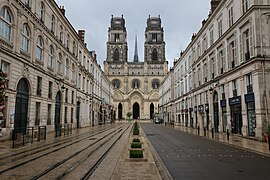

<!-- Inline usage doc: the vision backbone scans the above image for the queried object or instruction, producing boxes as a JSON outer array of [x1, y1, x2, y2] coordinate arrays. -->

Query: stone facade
[[104, 15, 168, 120], [159, 0, 270, 140], [0, 0, 113, 138]]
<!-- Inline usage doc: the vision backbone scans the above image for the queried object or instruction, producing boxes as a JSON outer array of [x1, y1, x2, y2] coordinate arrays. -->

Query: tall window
[[47, 104, 52, 125], [218, 19, 223, 37], [51, 15, 55, 33], [57, 53, 62, 74], [246, 74, 253, 93], [35, 102, 41, 126], [37, 76, 42, 96], [35, 36, 43, 61], [113, 49, 119, 61], [228, 39, 237, 69], [65, 59, 69, 78], [152, 49, 158, 61], [210, 29, 214, 46], [72, 41, 76, 55], [152, 33, 157, 42], [210, 57, 215, 79], [114, 33, 120, 42], [71, 108, 74, 123], [228, 6, 234, 27], [203, 62, 208, 82], [242, 0, 249, 14], [40, 2, 45, 22], [71, 63, 75, 82], [48, 81, 52, 99], [59, 25, 63, 42], [48, 45, 53, 68], [218, 49, 225, 74], [66, 34, 70, 50], [241, 27, 253, 62], [232, 80, 237, 97], [21, 24, 30, 52], [0, 7, 12, 42], [65, 88, 68, 103]]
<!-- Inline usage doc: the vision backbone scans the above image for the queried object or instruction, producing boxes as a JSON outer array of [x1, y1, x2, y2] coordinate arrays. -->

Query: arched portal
[[118, 103, 123, 120], [55, 91, 62, 136], [213, 91, 219, 132], [133, 102, 140, 119], [150, 103, 154, 119], [14, 78, 29, 133]]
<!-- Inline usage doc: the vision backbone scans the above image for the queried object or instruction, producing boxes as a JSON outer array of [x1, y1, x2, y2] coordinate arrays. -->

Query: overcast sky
[[58, 0, 210, 68]]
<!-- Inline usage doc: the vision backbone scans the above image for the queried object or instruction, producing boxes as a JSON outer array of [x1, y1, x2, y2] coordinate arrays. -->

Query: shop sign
[[220, 99, 226, 107], [229, 96, 241, 105], [245, 93, 254, 103]]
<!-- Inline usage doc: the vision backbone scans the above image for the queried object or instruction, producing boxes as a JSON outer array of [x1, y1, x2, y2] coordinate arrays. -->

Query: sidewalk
[[0, 124, 113, 155], [171, 125, 270, 156]]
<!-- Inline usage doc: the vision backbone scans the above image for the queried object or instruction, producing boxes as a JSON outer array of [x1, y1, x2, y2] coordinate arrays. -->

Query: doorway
[[150, 103, 154, 119], [133, 102, 140, 119], [14, 78, 29, 133], [55, 91, 62, 136], [118, 103, 123, 120], [213, 92, 219, 132]]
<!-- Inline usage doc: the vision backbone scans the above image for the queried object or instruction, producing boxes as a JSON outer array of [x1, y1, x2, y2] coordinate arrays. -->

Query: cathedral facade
[[104, 15, 168, 120]]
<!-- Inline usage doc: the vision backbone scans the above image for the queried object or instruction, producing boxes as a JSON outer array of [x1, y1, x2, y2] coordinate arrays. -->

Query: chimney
[[59, 6, 66, 16], [78, 30, 85, 42], [210, 0, 221, 14]]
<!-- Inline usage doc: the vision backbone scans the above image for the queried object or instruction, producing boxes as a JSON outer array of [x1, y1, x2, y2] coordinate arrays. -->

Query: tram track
[[0, 125, 125, 178], [0, 125, 116, 162], [33, 124, 130, 180]]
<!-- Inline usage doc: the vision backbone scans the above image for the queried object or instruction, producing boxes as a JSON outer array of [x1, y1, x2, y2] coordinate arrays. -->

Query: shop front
[[229, 96, 242, 134], [245, 93, 256, 137]]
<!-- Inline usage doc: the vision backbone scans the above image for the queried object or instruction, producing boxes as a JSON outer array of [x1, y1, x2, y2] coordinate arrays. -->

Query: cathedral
[[104, 15, 168, 120]]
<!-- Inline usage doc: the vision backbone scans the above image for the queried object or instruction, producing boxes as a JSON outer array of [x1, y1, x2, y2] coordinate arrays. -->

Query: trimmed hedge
[[131, 142, 142, 149], [130, 150, 143, 158], [132, 138, 140, 143], [133, 122, 140, 135]]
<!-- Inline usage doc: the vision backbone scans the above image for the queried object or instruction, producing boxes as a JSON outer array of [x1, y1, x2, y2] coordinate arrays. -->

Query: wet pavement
[[172, 125, 270, 156]]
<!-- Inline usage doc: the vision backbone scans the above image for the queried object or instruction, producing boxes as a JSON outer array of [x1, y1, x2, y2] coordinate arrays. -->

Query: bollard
[[226, 129, 229, 141], [204, 127, 206, 137], [211, 128, 214, 138], [198, 126, 200, 135]]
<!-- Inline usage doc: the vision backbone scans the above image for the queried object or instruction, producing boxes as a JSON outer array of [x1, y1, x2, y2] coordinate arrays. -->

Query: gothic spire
[[133, 32, 139, 62]]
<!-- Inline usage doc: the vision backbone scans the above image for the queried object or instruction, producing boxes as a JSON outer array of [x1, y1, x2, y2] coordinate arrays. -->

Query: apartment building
[[160, 0, 270, 140], [0, 0, 113, 138]]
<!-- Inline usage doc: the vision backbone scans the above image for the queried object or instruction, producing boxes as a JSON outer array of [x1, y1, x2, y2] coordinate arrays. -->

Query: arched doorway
[[150, 103, 154, 119], [14, 78, 29, 133], [55, 91, 62, 136], [118, 103, 123, 120], [213, 92, 219, 132], [76, 101, 81, 128], [133, 102, 140, 119]]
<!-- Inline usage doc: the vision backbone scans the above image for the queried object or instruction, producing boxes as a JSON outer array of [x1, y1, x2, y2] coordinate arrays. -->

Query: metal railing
[[12, 126, 47, 148]]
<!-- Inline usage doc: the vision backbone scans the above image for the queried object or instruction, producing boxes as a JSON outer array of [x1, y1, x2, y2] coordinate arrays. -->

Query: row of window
[[112, 78, 160, 90], [173, 74, 253, 111], [35, 103, 74, 126]]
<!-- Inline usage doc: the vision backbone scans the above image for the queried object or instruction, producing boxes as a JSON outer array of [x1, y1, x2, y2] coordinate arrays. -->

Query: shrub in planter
[[131, 142, 142, 148], [133, 128, 139, 135], [130, 150, 143, 158], [132, 138, 140, 143]]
